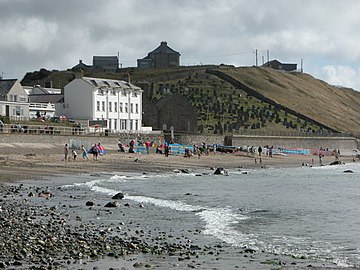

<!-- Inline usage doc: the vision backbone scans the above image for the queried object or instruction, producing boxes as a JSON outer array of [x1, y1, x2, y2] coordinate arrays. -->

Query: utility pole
[[301, 59, 304, 73], [255, 49, 258, 66]]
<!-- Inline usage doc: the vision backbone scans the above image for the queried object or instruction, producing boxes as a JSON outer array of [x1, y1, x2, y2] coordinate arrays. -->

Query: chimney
[[75, 69, 84, 79]]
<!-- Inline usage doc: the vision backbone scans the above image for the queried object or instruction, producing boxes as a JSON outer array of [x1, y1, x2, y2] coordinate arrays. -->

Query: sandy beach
[[0, 143, 354, 183], [0, 144, 358, 270]]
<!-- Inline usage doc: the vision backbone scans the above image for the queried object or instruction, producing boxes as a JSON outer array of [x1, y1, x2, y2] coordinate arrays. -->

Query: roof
[[143, 41, 180, 59], [0, 79, 17, 96], [262, 59, 282, 67], [81, 77, 142, 91], [28, 94, 64, 103], [93, 56, 118, 63]]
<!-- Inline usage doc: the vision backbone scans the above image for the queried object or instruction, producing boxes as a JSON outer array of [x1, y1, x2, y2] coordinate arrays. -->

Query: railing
[[230, 129, 353, 138], [29, 103, 55, 109], [0, 124, 162, 137]]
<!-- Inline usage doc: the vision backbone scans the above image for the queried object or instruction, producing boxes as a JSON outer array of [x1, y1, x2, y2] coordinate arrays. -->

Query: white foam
[[125, 195, 203, 212], [196, 208, 251, 245]]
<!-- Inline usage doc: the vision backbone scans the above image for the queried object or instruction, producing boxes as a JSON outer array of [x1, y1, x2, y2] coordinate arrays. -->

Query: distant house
[[137, 41, 180, 68], [24, 85, 63, 119], [59, 75, 143, 132], [71, 60, 92, 71], [0, 79, 29, 121], [93, 56, 119, 73], [262, 59, 297, 71]]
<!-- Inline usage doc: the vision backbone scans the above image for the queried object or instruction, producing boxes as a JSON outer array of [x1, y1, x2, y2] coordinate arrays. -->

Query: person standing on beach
[[164, 144, 170, 157], [64, 144, 69, 161], [81, 145, 89, 160], [145, 140, 151, 154], [91, 144, 99, 161]]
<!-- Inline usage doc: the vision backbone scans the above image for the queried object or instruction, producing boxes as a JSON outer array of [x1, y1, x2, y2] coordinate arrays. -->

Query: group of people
[[64, 142, 105, 161]]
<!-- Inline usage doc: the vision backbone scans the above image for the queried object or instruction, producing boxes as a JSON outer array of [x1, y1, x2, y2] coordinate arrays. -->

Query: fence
[[0, 124, 162, 137]]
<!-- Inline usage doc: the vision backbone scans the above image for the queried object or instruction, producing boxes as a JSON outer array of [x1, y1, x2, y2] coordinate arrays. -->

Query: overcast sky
[[1, 0, 360, 90]]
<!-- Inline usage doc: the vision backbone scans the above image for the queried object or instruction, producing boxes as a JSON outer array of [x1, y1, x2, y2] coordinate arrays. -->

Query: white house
[[0, 79, 29, 121], [60, 76, 143, 131], [23, 85, 63, 119]]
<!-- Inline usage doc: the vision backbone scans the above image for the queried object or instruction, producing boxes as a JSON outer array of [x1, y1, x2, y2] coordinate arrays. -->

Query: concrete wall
[[1, 133, 358, 153], [230, 135, 359, 150]]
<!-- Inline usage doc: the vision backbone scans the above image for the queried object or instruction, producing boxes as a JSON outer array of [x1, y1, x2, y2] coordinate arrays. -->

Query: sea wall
[[229, 135, 359, 150], [0, 133, 358, 151]]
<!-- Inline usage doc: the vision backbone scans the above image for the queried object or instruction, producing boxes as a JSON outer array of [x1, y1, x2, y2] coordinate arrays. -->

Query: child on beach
[[72, 149, 78, 160], [81, 145, 89, 160]]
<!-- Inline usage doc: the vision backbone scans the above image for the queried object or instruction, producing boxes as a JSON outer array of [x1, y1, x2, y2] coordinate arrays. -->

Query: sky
[[1, 0, 360, 90]]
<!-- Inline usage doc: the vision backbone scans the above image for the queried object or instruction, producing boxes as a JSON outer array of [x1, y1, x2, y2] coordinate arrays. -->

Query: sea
[[56, 162, 360, 269]]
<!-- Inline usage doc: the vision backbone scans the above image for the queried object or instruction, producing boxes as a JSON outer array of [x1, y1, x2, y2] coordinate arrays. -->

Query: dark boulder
[[329, 160, 343, 166], [214, 168, 229, 175], [104, 201, 120, 208], [112, 192, 125, 200], [343, 170, 354, 173], [86, 201, 95, 206], [181, 168, 192, 174]]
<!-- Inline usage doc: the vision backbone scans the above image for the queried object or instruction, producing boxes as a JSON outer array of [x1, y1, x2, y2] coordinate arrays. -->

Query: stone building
[[262, 59, 297, 71], [71, 56, 119, 73], [137, 41, 180, 69]]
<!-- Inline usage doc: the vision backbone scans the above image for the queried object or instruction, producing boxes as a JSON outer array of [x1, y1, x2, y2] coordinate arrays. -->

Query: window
[[13, 106, 23, 116], [130, 120, 133, 130], [97, 101, 100, 111], [135, 120, 138, 130], [109, 102, 112, 112], [114, 102, 118, 112], [121, 120, 126, 130], [135, 103, 139, 113], [119, 102, 123, 112], [111, 90, 116, 95], [102, 101, 105, 111], [125, 103, 128, 113], [130, 103, 133, 113], [132, 92, 137, 97], [121, 90, 127, 96], [19, 95, 27, 102], [114, 120, 117, 130]]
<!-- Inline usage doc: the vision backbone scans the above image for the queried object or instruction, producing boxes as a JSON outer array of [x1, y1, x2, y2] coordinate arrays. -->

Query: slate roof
[[142, 41, 180, 60], [28, 94, 64, 103], [82, 77, 142, 91], [0, 79, 17, 96]]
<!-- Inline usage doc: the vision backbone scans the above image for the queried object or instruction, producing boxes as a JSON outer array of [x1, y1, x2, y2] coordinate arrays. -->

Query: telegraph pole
[[255, 49, 258, 66]]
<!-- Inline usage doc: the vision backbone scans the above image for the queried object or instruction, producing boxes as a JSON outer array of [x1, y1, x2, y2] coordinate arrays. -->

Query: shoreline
[[1, 146, 358, 269]]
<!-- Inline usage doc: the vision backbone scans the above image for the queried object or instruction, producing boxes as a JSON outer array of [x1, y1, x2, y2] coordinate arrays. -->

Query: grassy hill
[[217, 66, 360, 136], [21, 65, 360, 136]]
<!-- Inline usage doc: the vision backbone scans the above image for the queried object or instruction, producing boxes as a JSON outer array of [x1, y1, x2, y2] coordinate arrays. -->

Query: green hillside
[[21, 65, 360, 136]]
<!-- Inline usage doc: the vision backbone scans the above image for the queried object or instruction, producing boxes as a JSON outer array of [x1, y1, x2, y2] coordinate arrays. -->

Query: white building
[[23, 85, 63, 119], [60, 76, 143, 131], [0, 79, 29, 121]]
